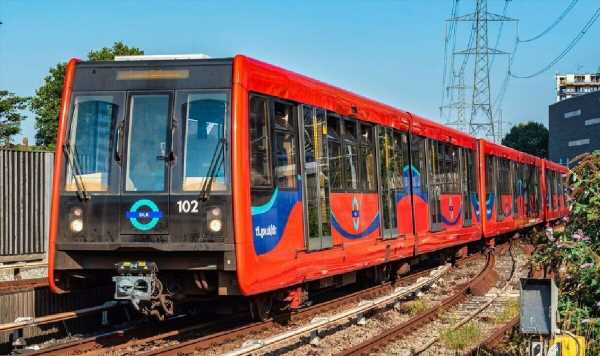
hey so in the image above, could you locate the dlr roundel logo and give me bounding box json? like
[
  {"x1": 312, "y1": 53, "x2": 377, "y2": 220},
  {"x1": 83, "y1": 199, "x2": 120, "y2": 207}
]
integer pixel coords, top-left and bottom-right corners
[{"x1": 126, "y1": 199, "x2": 163, "y2": 231}]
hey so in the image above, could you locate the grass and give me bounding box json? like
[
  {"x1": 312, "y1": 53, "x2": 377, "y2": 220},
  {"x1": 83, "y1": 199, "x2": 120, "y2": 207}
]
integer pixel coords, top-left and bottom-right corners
[
  {"x1": 440, "y1": 322, "x2": 482, "y2": 350},
  {"x1": 399, "y1": 299, "x2": 429, "y2": 316},
  {"x1": 494, "y1": 299, "x2": 520, "y2": 324}
]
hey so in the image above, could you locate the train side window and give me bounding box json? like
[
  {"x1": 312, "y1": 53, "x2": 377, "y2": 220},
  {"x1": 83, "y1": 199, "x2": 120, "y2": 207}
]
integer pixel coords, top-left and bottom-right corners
[
  {"x1": 359, "y1": 123, "x2": 377, "y2": 191},
  {"x1": 392, "y1": 131, "x2": 407, "y2": 190},
  {"x1": 410, "y1": 135, "x2": 428, "y2": 193},
  {"x1": 272, "y1": 101, "x2": 297, "y2": 189},
  {"x1": 327, "y1": 114, "x2": 343, "y2": 190},
  {"x1": 486, "y1": 155, "x2": 495, "y2": 200},
  {"x1": 446, "y1": 144, "x2": 459, "y2": 193},
  {"x1": 461, "y1": 147, "x2": 476, "y2": 225},
  {"x1": 342, "y1": 119, "x2": 359, "y2": 190},
  {"x1": 511, "y1": 161, "x2": 518, "y2": 215},
  {"x1": 428, "y1": 140, "x2": 443, "y2": 230},
  {"x1": 546, "y1": 170, "x2": 553, "y2": 210},
  {"x1": 273, "y1": 101, "x2": 293, "y2": 131},
  {"x1": 249, "y1": 95, "x2": 272, "y2": 187},
  {"x1": 496, "y1": 158, "x2": 509, "y2": 220}
]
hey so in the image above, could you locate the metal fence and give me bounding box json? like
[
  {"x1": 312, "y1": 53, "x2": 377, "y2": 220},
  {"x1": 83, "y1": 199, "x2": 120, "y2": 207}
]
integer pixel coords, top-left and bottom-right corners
[{"x1": 0, "y1": 149, "x2": 54, "y2": 262}]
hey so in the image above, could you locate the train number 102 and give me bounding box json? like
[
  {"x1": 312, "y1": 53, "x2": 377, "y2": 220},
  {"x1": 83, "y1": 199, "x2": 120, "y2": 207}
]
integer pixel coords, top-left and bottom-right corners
[{"x1": 176, "y1": 200, "x2": 199, "y2": 214}]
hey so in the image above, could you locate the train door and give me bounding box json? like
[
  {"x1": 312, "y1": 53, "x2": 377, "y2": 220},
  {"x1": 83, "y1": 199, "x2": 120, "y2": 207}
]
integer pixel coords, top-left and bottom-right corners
[
  {"x1": 119, "y1": 93, "x2": 173, "y2": 236},
  {"x1": 511, "y1": 162, "x2": 518, "y2": 218},
  {"x1": 378, "y1": 127, "x2": 410, "y2": 238},
  {"x1": 300, "y1": 105, "x2": 332, "y2": 251},
  {"x1": 427, "y1": 140, "x2": 443, "y2": 232},
  {"x1": 485, "y1": 155, "x2": 496, "y2": 223},
  {"x1": 496, "y1": 158, "x2": 505, "y2": 222},
  {"x1": 409, "y1": 135, "x2": 429, "y2": 235},
  {"x1": 460, "y1": 148, "x2": 473, "y2": 227}
]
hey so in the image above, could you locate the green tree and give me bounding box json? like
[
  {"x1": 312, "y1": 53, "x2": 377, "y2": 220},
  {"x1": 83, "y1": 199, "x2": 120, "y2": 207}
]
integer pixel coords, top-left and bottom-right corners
[
  {"x1": 30, "y1": 41, "x2": 143, "y2": 146},
  {"x1": 501, "y1": 121, "x2": 549, "y2": 158},
  {"x1": 0, "y1": 90, "x2": 29, "y2": 146}
]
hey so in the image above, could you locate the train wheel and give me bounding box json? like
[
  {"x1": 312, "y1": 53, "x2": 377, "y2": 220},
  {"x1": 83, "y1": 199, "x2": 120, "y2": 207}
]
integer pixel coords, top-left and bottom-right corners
[{"x1": 251, "y1": 294, "x2": 273, "y2": 321}]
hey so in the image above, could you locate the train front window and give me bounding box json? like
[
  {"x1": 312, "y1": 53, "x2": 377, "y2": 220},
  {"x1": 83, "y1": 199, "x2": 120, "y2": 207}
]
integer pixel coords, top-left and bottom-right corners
[
  {"x1": 180, "y1": 92, "x2": 228, "y2": 191},
  {"x1": 66, "y1": 94, "x2": 120, "y2": 192},
  {"x1": 125, "y1": 94, "x2": 170, "y2": 192}
]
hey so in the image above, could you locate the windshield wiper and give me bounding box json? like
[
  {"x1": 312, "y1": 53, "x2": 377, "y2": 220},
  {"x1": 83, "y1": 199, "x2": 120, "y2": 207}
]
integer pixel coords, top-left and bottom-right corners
[
  {"x1": 63, "y1": 143, "x2": 90, "y2": 201},
  {"x1": 199, "y1": 138, "x2": 226, "y2": 201}
]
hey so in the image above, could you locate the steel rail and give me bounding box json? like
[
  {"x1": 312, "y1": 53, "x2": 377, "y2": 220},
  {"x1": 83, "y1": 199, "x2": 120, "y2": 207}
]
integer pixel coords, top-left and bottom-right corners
[
  {"x1": 336, "y1": 251, "x2": 497, "y2": 356},
  {"x1": 221, "y1": 264, "x2": 452, "y2": 356},
  {"x1": 28, "y1": 253, "x2": 485, "y2": 355},
  {"x1": 466, "y1": 316, "x2": 520, "y2": 355},
  {"x1": 0, "y1": 262, "x2": 47, "y2": 271},
  {"x1": 0, "y1": 278, "x2": 48, "y2": 295},
  {"x1": 29, "y1": 263, "x2": 444, "y2": 356},
  {"x1": 138, "y1": 262, "x2": 461, "y2": 356},
  {"x1": 0, "y1": 301, "x2": 123, "y2": 334}
]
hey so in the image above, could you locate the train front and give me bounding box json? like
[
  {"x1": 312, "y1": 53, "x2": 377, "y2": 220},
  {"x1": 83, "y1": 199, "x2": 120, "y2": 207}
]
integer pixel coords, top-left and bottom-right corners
[{"x1": 49, "y1": 55, "x2": 236, "y2": 319}]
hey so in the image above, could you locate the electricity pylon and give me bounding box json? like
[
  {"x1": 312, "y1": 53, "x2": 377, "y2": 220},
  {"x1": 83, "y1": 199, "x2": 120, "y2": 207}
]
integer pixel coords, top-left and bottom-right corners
[{"x1": 449, "y1": 0, "x2": 516, "y2": 142}]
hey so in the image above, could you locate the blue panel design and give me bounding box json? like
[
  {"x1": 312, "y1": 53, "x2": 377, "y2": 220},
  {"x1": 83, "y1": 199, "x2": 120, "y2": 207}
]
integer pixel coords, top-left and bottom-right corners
[
  {"x1": 441, "y1": 206, "x2": 462, "y2": 225},
  {"x1": 471, "y1": 192, "x2": 481, "y2": 222},
  {"x1": 486, "y1": 193, "x2": 495, "y2": 220},
  {"x1": 394, "y1": 190, "x2": 408, "y2": 203},
  {"x1": 330, "y1": 213, "x2": 380, "y2": 240},
  {"x1": 403, "y1": 165, "x2": 428, "y2": 202},
  {"x1": 251, "y1": 187, "x2": 279, "y2": 215},
  {"x1": 251, "y1": 186, "x2": 301, "y2": 256}
]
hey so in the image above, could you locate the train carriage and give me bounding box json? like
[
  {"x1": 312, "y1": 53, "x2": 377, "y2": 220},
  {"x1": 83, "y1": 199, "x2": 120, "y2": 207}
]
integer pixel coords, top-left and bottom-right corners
[
  {"x1": 478, "y1": 140, "x2": 544, "y2": 239},
  {"x1": 408, "y1": 116, "x2": 481, "y2": 254},
  {"x1": 49, "y1": 54, "x2": 566, "y2": 319},
  {"x1": 543, "y1": 159, "x2": 569, "y2": 222},
  {"x1": 234, "y1": 56, "x2": 484, "y2": 300}
]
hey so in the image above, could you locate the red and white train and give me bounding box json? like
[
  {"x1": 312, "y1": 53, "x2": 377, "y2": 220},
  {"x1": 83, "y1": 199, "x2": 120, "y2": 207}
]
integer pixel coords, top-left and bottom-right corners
[{"x1": 48, "y1": 55, "x2": 568, "y2": 319}]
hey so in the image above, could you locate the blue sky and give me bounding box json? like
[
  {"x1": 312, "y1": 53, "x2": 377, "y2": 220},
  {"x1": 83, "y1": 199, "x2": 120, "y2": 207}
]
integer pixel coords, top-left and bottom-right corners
[{"x1": 1, "y1": 0, "x2": 599, "y2": 143}]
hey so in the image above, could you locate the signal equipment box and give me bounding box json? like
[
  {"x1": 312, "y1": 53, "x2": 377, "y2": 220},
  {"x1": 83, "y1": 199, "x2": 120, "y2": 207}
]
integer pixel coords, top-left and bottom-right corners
[{"x1": 520, "y1": 278, "x2": 558, "y2": 335}]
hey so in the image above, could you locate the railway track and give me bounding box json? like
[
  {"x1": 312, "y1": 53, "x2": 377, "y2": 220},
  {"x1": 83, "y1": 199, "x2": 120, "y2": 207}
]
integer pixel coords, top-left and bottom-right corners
[
  {"x1": 155, "y1": 263, "x2": 453, "y2": 356},
  {"x1": 0, "y1": 277, "x2": 48, "y2": 296},
  {"x1": 185, "y1": 251, "x2": 488, "y2": 356},
  {"x1": 337, "y1": 241, "x2": 526, "y2": 356},
  {"x1": 16, "y1": 245, "x2": 510, "y2": 356},
  {"x1": 28, "y1": 254, "x2": 471, "y2": 355}
]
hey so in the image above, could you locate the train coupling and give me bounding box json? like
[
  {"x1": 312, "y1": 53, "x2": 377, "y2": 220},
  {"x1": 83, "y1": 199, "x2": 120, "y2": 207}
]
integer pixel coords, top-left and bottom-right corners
[{"x1": 112, "y1": 261, "x2": 174, "y2": 320}]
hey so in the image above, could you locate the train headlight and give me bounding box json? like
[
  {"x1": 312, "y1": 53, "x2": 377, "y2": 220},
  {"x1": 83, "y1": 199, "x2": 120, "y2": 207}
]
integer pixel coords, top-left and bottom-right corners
[
  {"x1": 70, "y1": 218, "x2": 84, "y2": 233},
  {"x1": 72, "y1": 207, "x2": 83, "y2": 217},
  {"x1": 210, "y1": 207, "x2": 222, "y2": 217},
  {"x1": 207, "y1": 207, "x2": 223, "y2": 233},
  {"x1": 208, "y1": 218, "x2": 222, "y2": 233}
]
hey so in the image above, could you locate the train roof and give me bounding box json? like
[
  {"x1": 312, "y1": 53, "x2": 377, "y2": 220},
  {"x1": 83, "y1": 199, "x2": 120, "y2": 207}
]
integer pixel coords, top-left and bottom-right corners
[
  {"x1": 479, "y1": 139, "x2": 542, "y2": 166},
  {"x1": 234, "y1": 55, "x2": 479, "y2": 148},
  {"x1": 75, "y1": 56, "x2": 233, "y2": 68},
  {"x1": 544, "y1": 159, "x2": 569, "y2": 173}
]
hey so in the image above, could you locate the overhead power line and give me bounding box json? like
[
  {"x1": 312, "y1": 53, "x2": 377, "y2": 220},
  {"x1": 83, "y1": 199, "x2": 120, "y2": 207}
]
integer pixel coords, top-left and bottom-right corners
[
  {"x1": 519, "y1": 0, "x2": 579, "y2": 43},
  {"x1": 490, "y1": 0, "x2": 511, "y2": 70},
  {"x1": 510, "y1": 6, "x2": 600, "y2": 79},
  {"x1": 440, "y1": 0, "x2": 459, "y2": 116}
]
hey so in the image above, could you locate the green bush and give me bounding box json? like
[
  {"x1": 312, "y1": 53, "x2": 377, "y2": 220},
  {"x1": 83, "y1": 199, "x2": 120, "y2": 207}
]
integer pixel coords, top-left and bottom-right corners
[{"x1": 533, "y1": 152, "x2": 600, "y2": 353}]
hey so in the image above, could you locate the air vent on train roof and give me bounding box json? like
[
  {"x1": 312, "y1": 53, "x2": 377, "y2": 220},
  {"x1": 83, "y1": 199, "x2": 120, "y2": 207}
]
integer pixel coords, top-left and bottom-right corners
[{"x1": 114, "y1": 54, "x2": 210, "y2": 61}]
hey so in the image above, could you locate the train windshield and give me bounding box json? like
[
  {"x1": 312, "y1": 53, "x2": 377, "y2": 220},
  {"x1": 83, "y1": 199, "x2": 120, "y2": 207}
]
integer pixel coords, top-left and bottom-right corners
[
  {"x1": 179, "y1": 91, "x2": 227, "y2": 191},
  {"x1": 65, "y1": 94, "x2": 120, "y2": 192},
  {"x1": 65, "y1": 90, "x2": 229, "y2": 193}
]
